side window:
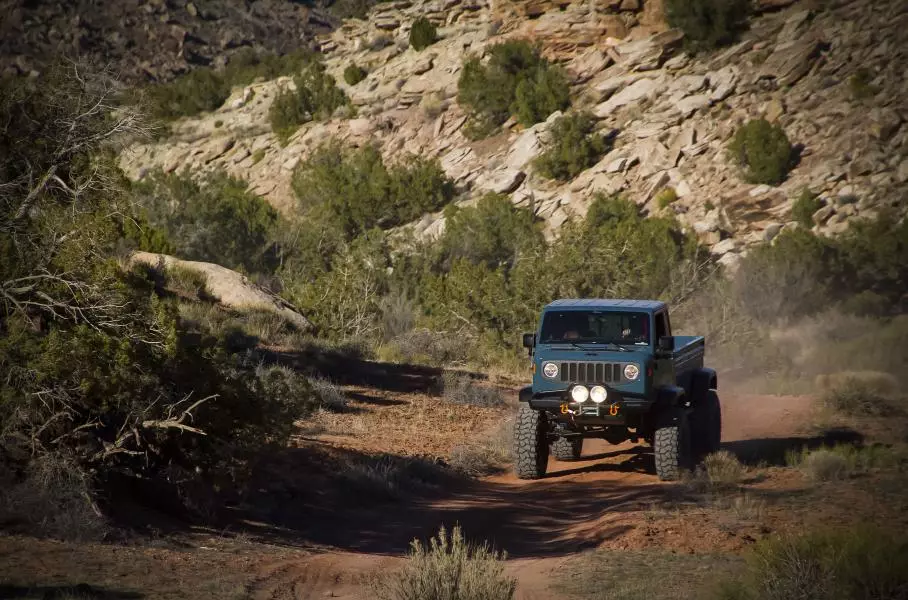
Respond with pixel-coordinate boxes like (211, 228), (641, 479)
(655, 312), (667, 341)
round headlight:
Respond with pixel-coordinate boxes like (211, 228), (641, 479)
(624, 364), (640, 381)
(542, 362), (559, 379)
(590, 385), (608, 404)
(571, 385), (589, 403)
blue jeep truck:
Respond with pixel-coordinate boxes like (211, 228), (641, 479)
(516, 299), (721, 481)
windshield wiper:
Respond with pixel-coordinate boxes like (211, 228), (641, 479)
(550, 341), (634, 352)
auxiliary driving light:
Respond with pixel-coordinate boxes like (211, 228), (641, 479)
(542, 362), (559, 379)
(571, 385), (590, 403)
(590, 385), (608, 404)
(624, 364), (640, 381)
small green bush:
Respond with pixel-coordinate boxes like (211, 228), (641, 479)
(291, 141), (455, 237)
(728, 119), (795, 185)
(409, 17), (438, 51)
(268, 63), (348, 143)
(457, 40), (570, 137)
(717, 526), (908, 600)
(371, 525), (517, 600)
(656, 187), (679, 210)
(344, 63), (368, 86)
(791, 187), (822, 228)
(848, 67), (878, 100)
(665, 0), (750, 52)
(533, 112), (608, 181)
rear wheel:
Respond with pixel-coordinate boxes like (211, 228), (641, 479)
(514, 404), (549, 479)
(551, 436), (583, 461)
(691, 390), (722, 459)
(653, 408), (692, 481)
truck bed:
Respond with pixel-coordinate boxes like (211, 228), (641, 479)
(673, 336), (705, 386)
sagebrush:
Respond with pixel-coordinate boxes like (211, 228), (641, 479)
(371, 525), (517, 600)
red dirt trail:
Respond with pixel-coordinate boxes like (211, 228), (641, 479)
(246, 392), (816, 600)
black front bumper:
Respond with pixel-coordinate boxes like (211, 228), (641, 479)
(520, 386), (654, 414)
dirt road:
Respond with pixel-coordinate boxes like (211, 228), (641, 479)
(246, 392), (816, 600)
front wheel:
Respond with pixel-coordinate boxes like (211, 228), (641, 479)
(551, 436), (583, 461)
(514, 404), (549, 480)
(653, 408), (692, 481)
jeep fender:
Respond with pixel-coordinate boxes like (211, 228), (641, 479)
(689, 368), (718, 406)
(655, 385), (686, 413)
(519, 386), (534, 403)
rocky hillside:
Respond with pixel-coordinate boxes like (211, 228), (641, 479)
(120, 0), (908, 270)
(1, 0), (333, 81)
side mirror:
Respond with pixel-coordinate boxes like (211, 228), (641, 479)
(522, 333), (536, 354)
(657, 336), (675, 353)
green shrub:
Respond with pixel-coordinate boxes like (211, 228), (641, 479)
(665, 0), (750, 52)
(457, 40), (569, 137)
(268, 62), (348, 143)
(791, 187), (822, 228)
(251, 148), (267, 164)
(343, 63), (368, 86)
(142, 49), (314, 120)
(133, 168), (279, 274)
(409, 17), (438, 51)
(513, 64), (570, 127)
(728, 119), (795, 185)
(848, 67), (878, 100)
(717, 527), (908, 600)
(533, 112), (608, 181)
(371, 525), (516, 600)
(291, 141), (455, 237)
(440, 193), (543, 270)
(656, 187), (679, 210)
(448, 420), (513, 477)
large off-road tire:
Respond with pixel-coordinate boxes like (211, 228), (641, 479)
(690, 389), (722, 460)
(514, 404), (549, 480)
(551, 436), (583, 461)
(653, 408), (692, 481)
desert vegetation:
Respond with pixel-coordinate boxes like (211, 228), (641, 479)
(664, 0), (751, 52)
(268, 62), (349, 143)
(409, 17), (439, 51)
(139, 49), (314, 120)
(457, 40), (570, 139)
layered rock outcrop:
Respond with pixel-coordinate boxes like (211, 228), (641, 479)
(120, 0), (908, 270)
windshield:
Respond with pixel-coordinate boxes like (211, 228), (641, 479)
(539, 310), (650, 346)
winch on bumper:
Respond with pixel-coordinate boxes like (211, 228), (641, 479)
(518, 384), (654, 423)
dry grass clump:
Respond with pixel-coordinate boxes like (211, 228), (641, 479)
(371, 525), (516, 600)
(716, 526), (908, 600)
(440, 372), (505, 408)
(307, 375), (348, 411)
(818, 373), (901, 417)
(0, 454), (108, 542)
(687, 450), (746, 492)
(338, 454), (456, 501)
(448, 418), (513, 477)
(786, 444), (903, 482)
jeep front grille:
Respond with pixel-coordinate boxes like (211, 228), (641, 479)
(560, 362), (623, 384)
